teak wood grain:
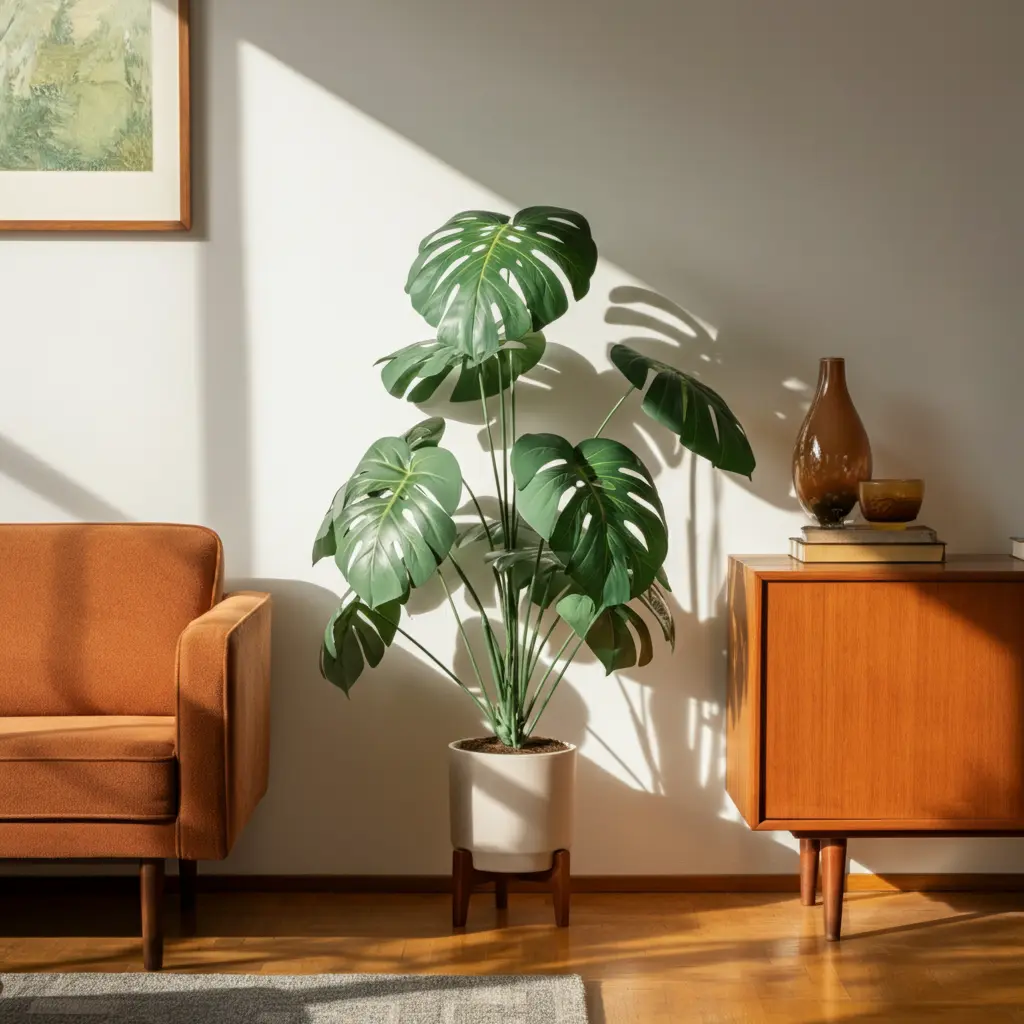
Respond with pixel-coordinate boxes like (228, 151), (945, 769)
(452, 849), (570, 928)
(765, 579), (1024, 822)
(727, 555), (1024, 940)
(799, 838), (820, 906)
(9, 889), (1024, 1022)
(725, 559), (763, 825)
(726, 556), (1024, 831)
(728, 553), (1024, 580)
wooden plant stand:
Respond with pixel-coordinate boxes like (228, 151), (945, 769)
(452, 848), (570, 928)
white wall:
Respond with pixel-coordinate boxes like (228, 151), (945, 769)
(2, 0), (1023, 876)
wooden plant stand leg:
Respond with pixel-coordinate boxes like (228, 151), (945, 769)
(452, 848), (571, 928)
(799, 838), (821, 906)
(821, 838), (848, 941)
(453, 849), (474, 928)
(551, 849), (571, 927)
(140, 859), (165, 971)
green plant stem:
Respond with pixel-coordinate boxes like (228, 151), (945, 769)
(510, 365), (519, 548)
(500, 568), (520, 743)
(438, 568), (490, 704)
(463, 481), (496, 551)
(498, 367), (511, 541)
(519, 542), (546, 699)
(526, 638), (585, 736)
(526, 632), (574, 719)
(524, 576), (553, 679)
(447, 555), (505, 692)
(479, 379), (508, 543)
(595, 385), (637, 438)
(528, 585), (570, 679)
(393, 623), (495, 725)
(463, 479), (507, 608)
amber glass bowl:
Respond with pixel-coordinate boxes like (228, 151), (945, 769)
(858, 479), (924, 524)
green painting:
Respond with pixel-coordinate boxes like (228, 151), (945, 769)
(0, 0), (152, 172)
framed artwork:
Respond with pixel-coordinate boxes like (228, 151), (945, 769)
(0, 0), (191, 232)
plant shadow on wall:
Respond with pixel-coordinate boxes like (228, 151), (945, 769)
(226, 577), (486, 877)
(416, 283), (810, 869)
(303, 206), (812, 876)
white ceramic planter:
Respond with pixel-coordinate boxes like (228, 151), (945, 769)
(449, 740), (577, 873)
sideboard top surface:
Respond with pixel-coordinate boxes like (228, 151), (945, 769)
(730, 554), (1024, 581)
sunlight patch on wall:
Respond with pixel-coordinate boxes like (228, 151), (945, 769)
(237, 42), (786, 853)
(686, 696), (721, 789)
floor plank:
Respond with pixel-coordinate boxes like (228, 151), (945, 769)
(0, 889), (1022, 1021)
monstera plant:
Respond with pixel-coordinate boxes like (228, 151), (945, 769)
(314, 206), (755, 747)
(314, 206), (754, 895)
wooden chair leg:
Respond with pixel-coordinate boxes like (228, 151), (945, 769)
(821, 838), (848, 942)
(495, 876), (508, 910)
(551, 849), (570, 927)
(799, 838), (821, 906)
(140, 859), (165, 971)
(452, 849), (473, 928)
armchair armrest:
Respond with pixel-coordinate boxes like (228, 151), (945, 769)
(175, 591), (272, 860)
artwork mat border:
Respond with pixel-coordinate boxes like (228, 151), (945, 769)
(0, 0), (191, 233)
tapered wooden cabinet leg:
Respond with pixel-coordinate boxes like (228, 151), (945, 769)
(799, 838), (821, 906)
(552, 849), (570, 927)
(452, 849), (473, 928)
(821, 838), (848, 942)
(140, 859), (165, 971)
(495, 877), (508, 910)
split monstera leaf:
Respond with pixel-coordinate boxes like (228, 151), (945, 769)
(313, 204), (755, 743)
(610, 344), (755, 478)
(508, 433), (675, 674)
(405, 207), (598, 363)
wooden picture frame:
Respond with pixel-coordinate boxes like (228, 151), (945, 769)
(0, 0), (191, 232)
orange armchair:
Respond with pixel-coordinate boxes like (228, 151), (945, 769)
(0, 524), (271, 969)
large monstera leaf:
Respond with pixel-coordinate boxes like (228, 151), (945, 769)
(556, 594), (654, 675)
(554, 578), (675, 675)
(511, 433), (668, 607)
(334, 436), (462, 607)
(312, 418), (445, 567)
(312, 483), (347, 566)
(406, 208), (598, 363)
(610, 344), (755, 478)
(320, 597), (402, 696)
(378, 333), (546, 404)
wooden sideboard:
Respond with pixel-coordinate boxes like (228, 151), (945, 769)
(726, 554), (1024, 940)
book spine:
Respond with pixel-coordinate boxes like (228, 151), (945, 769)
(801, 530), (937, 545)
(789, 540), (946, 563)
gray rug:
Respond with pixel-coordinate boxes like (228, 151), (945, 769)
(0, 974), (587, 1023)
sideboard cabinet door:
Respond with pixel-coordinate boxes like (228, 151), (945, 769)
(764, 581), (1024, 823)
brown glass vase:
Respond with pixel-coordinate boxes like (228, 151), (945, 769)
(792, 358), (872, 527)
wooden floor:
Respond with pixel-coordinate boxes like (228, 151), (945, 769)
(2, 888), (1024, 1021)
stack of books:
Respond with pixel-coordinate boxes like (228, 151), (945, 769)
(790, 524), (946, 563)
(1012, 538), (1023, 561)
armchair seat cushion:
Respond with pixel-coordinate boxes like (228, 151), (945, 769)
(0, 717), (177, 822)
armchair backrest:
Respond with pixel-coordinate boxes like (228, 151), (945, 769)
(0, 524), (223, 716)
